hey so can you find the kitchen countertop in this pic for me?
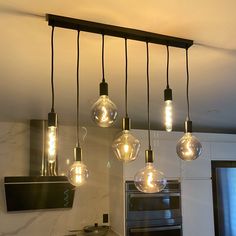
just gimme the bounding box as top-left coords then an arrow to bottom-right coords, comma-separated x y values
66,229 -> 120,236
107,230 -> 120,236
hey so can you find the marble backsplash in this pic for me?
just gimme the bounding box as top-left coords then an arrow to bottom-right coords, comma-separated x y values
0,121 -> 118,236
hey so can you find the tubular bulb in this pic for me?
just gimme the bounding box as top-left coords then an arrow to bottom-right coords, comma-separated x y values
47,126 -> 57,163
164,100 -> 173,132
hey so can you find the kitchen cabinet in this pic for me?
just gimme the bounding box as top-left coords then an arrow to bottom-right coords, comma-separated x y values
211,142 -> 236,160
153,139 -> 181,179
181,179 -> 215,236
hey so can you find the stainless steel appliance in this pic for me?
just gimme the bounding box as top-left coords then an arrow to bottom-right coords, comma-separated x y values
4,176 -> 75,211
125,180 -> 182,236
4,120 -> 75,212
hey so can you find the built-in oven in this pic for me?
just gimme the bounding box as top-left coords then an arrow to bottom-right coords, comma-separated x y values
128,225 -> 182,236
125,180 -> 182,236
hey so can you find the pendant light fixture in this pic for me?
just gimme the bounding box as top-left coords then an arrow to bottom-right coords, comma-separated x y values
134,42 -> 167,193
46,14 -> 196,166
68,31 -> 89,187
47,26 -> 58,164
176,49 -> 202,161
112,39 -> 140,163
164,46 -> 173,132
91,35 -> 118,127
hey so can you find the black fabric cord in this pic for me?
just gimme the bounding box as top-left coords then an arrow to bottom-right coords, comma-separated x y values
186,49 -> 190,121
102,34 -> 105,82
125,38 -> 128,117
50,26 -> 55,112
146,42 -> 151,150
166,45 -> 169,89
76,30 -> 81,147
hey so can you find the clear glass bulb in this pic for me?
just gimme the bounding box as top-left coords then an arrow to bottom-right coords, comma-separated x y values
134,163 -> 167,193
47,126 -> 57,163
164,100 -> 173,132
91,95 -> 117,127
112,130 -> 140,163
176,132 -> 202,161
67,161 -> 89,187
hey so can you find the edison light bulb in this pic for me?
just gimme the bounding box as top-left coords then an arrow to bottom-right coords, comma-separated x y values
91,95 -> 117,127
164,100 -> 173,132
112,130 -> 140,163
134,163 -> 167,193
47,126 -> 57,163
67,161 -> 89,187
176,132 -> 202,161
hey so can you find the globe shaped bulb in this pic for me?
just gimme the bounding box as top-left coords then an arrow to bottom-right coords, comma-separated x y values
67,161 -> 89,187
112,130 -> 140,163
91,95 -> 117,127
134,162 -> 167,193
176,132 -> 202,161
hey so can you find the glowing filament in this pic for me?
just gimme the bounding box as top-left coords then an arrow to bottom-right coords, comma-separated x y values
147,172 -> 154,188
75,166 -> 82,184
101,106 -> 109,122
48,126 -> 57,163
164,100 -> 173,132
123,143 -> 130,153
183,140 -> 194,157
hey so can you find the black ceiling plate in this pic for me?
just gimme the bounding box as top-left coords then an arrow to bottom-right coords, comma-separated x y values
46,14 -> 193,49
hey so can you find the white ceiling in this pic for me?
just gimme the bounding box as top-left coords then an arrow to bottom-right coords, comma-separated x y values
0,0 -> 236,133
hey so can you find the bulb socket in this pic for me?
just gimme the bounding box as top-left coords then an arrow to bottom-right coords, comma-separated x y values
122,117 -> 131,130
74,146 -> 82,162
100,81 -> 108,96
185,120 -> 192,133
164,88 -> 172,101
48,112 -> 58,127
145,149 -> 154,163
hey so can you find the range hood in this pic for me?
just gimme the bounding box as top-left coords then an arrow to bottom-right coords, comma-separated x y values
4,176 -> 75,211
4,120 -> 75,212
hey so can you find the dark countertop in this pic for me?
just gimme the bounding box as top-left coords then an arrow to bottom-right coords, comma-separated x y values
66,229 -> 120,236
107,230 -> 120,236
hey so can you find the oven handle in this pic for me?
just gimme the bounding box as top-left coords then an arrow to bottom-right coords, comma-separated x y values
129,193 -> 180,198
130,225 -> 181,233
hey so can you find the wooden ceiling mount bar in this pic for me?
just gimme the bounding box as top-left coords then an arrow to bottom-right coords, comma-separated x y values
46,14 -> 193,49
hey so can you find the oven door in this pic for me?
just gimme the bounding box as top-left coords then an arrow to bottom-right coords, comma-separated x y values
128,225 -> 182,236
126,192 -> 181,221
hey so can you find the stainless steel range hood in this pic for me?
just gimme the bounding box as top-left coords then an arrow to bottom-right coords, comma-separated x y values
4,120 -> 75,212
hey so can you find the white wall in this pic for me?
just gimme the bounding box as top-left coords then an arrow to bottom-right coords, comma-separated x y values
0,121 -> 118,236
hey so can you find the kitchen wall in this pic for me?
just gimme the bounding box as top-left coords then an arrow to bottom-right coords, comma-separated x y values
0,121 -> 119,236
